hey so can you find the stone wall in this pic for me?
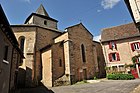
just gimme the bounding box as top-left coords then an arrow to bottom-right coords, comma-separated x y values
93,41 -> 106,78
67,24 -> 96,82
0,29 -> 13,93
36,27 -> 61,50
31,15 -> 57,29
12,26 -> 36,87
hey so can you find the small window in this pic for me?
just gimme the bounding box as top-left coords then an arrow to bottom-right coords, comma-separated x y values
44,20 -> 47,25
59,59 -> 62,67
81,44 -> 86,63
131,42 -> 140,51
112,53 -> 116,61
18,36 -> 25,53
109,41 -> 117,49
112,66 -> 118,71
4,46 -> 8,61
119,65 -> 125,71
109,52 -> 120,62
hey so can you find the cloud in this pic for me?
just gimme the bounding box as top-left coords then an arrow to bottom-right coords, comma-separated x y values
94,35 -> 101,42
101,0 -> 121,9
97,10 -> 101,13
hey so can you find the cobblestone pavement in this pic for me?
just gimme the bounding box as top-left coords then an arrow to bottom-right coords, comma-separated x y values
16,79 -> 140,93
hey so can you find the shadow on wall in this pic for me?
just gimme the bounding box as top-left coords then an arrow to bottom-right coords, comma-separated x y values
17,68 -> 26,88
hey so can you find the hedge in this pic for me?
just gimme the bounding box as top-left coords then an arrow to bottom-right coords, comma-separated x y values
107,73 -> 134,80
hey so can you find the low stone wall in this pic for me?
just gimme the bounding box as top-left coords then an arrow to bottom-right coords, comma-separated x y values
53,75 -> 70,86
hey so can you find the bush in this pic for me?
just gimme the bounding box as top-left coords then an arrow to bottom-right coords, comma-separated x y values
107,73 -> 134,80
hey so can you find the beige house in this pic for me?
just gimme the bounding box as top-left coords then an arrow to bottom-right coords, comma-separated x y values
101,23 -> 140,72
12,4 -> 106,87
0,5 -> 24,93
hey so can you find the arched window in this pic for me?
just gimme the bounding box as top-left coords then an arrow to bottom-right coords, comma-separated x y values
18,36 -> 25,53
81,44 -> 86,62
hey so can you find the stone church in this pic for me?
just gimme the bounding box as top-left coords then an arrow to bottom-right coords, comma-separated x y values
11,4 -> 106,87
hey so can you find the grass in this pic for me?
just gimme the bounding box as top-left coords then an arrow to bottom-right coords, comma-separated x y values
75,80 -> 88,85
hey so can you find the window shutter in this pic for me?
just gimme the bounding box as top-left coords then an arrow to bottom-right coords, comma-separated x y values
114,41 -> 117,50
108,53 -> 112,62
131,43 -> 135,51
138,42 -> 140,49
109,42 -> 112,49
116,53 -> 120,61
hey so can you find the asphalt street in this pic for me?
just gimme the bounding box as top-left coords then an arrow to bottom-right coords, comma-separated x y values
16,79 -> 140,93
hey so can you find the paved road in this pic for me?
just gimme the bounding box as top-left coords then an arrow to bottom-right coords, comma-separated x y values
50,79 -> 140,93
16,79 -> 140,93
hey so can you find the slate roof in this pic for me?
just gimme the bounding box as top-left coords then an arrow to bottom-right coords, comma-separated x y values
101,23 -> 140,42
36,4 -> 49,17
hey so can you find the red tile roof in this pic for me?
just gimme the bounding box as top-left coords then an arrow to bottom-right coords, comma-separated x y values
101,23 -> 140,42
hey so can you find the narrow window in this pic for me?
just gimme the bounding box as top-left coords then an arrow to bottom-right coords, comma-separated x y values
4,46 -> 8,61
59,59 -> 62,67
18,36 -> 25,53
109,41 -> 117,49
112,53 -> 116,61
44,20 -> 47,25
81,44 -> 86,62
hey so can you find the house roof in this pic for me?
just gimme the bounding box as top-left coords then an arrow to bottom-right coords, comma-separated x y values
101,23 -> 140,42
36,4 -> 49,17
65,23 -> 93,37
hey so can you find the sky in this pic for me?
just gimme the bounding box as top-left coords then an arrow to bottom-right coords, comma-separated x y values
0,0 -> 133,41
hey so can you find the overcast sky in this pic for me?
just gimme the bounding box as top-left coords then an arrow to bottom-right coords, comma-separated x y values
0,0 -> 133,41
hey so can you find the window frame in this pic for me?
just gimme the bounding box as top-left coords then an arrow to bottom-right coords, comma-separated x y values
109,52 -> 120,62
109,41 -> 117,50
81,44 -> 86,63
18,36 -> 25,53
131,42 -> 140,51
3,45 -> 9,64
44,20 -> 47,25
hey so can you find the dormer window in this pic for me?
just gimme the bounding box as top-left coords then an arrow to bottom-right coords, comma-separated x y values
109,41 -> 117,49
44,20 -> 47,25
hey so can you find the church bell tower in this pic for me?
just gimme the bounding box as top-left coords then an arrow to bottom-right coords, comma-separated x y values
25,4 -> 58,29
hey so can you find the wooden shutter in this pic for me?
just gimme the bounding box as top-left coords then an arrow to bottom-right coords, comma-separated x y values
114,41 -> 117,50
116,53 -> 120,61
131,43 -> 135,51
108,53 -> 112,62
109,42 -> 112,49
138,42 -> 140,49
